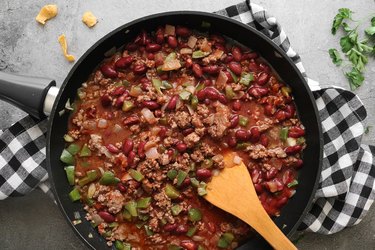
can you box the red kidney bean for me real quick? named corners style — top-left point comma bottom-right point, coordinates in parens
top-left (176, 26), bottom-right (191, 37)
top-left (155, 27), bottom-right (164, 44)
top-left (106, 144), bottom-right (120, 154)
top-left (223, 70), bottom-right (234, 83)
top-left (175, 224), bottom-right (189, 234)
top-left (117, 183), bottom-right (127, 193)
top-left (260, 134), bottom-right (269, 147)
top-left (147, 53), bottom-right (155, 60)
top-left (259, 63), bottom-right (270, 72)
top-left (160, 73), bottom-right (169, 80)
top-left (204, 79), bottom-right (213, 86)
top-left (138, 141), bottom-right (146, 158)
top-left (214, 43), bottom-right (226, 52)
top-left (235, 129), bottom-right (249, 141)
top-left (218, 94), bottom-right (228, 104)
top-left (98, 211), bottom-right (115, 223)
top-left (232, 100), bottom-right (241, 111)
top-left (176, 142), bottom-right (187, 152)
top-left (264, 104), bottom-right (276, 116)
top-left (115, 56), bottom-right (133, 69)
top-left (266, 167), bottom-right (278, 180)
top-left (111, 86), bottom-right (126, 96)
top-left (249, 127), bottom-right (260, 143)
top-left (123, 115), bottom-right (140, 126)
top-left (182, 127), bottom-right (194, 136)
top-left (288, 126), bottom-right (305, 138)
top-left (192, 63), bottom-right (203, 78)
top-left (146, 43), bottom-right (161, 52)
top-left (228, 61), bottom-right (242, 75)
top-left (114, 94), bottom-right (126, 108)
top-left (142, 101), bottom-right (160, 110)
top-left (257, 72), bottom-right (270, 85)
top-left (248, 86), bottom-right (269, 98)
top-left (248, 61), bottom-right (259, 72)
top-left (133, 64), bottom-right (147, 74)
top-left (167, 149), bottom-right (175, 158)
top-left (204, 87), bottom-right (220, 100)
top-left (251, 168), bottom-right (263, 183)
top-left (126, 43), bottom-right (138, 51)
top-left (285, 145), bottom-right (302, 155)
top-left (185, 58), bottom-right (193, 68)
top-left (224, 55), bottom-right (234, 63)
top-left (210, 34), bottom-right (225, 44)
top-left (166, 95), bottom-right (178, 111)
top-left (254, 183), bottom-right (264, 194)
top-left (232, 46), bottom-right (242, 62)
top-left (276, 197), bottom-right (288, 207)
top-left (202, 65), bottom-right (219, 75)
top-left (294, 159), bottom-right (303, 169)
top-left (101, 95), bottom-right (111, 107)
top-left (127, 151), bottom-right (136, 166)
top-left (167, 36), bottom-right (178, 48)
top-left (227, 136), bottom-right (237, 147)
top-left (241, 52), bottom-right (258, 60)
top-left (229, 115), bottom-right (239, 128)
top-left (196, 169), bottom-right (212, 181)
top-left (163, 223), bottom-right (177, 232)
top-left (122, 139), bottom-right (134, 156)
top-left (100, 64), bottom-right (117, 78)
top-left (140, 78), bottom-right (151, 91)
top-left (179, 178), bottom-right (191, 189)
top-left (285, 104), bottom-right (296, 118)
top-left (158, 126), bottom-right (167, 138)
top-left (275, 110), bottom-right (287, 121)
top-left (180, 240), bottom-right (197, 250)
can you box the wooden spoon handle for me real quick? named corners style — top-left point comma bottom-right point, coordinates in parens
top-left (239, 204), bottom-right (297, 250)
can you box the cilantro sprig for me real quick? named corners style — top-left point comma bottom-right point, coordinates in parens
top-left (329, 9), bottom-right (375, 90)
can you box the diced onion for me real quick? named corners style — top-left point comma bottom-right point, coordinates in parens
top-left (141, 108), bottom-right (157, 124)
top-left (92, 214), bottom-right (104, 225)
top-left (289, 190), bottom-right (296, 197)
top-left (97, 119), bottom-right (108, 129)
top-left (176, 98), bottom-right (183, 110)
top-left (82, 120), bottom-right (97, 130)
top-left (145, 147), bottom-right (160, 159)
top-left (165, 24), bottom-right (175, 36)
top-left (216, 70), bottom-right (228, 89)
top-left (150, 126), bottom-right (161, 136)
top-left (180, 48), bottom-right (193, 54)
top-left (233, 155), bottom-right (242, 165)
top-left (113, 124), bottom-right (123, 133)
top-left (192, 235), bottom-right (205, 242)
top-left (187, 36), bottom-right (198, 48)
top-left (185, 85), bottom-right (196, 94)
top-left (186, 105), bottom-right (195, 115)
top-left (286, 137), bottom-right (297, 146)
top-left (87, 183), bottom-right (96, 199)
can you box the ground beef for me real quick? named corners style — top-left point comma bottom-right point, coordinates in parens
top-left (203, 101), bottom-right (231, 138)
top-left (174, 111), bottom-right (191, 129)
top-left (247, 145), bottom-right (287, 159)
top-left (105, 190), bottom-right (125, 214)
top-left (183, 132), bottom-right (200, 148)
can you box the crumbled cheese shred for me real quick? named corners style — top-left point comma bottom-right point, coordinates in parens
top-left (58, 34), bottom-right (75, 62)
top-left (82, 11), bottom-right (97, 28)
top-left (36, 5), bottom-right (58, 25)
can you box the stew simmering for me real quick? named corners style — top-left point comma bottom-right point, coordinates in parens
top-left (60, 24), bottom-right (306, 250)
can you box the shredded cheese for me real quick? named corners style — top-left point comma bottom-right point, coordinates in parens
top-left (35, 5), bottom-right (58, 25)
top-left (82, 11), bottom-right (97, 28)
top-left (58, 34), bottom-right (75, 62)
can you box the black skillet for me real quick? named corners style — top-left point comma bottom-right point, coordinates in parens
top-left (0, 11), bottom-right (323, 249)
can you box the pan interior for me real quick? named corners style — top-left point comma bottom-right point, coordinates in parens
top-left (47, 12), bottom-right (322, 249)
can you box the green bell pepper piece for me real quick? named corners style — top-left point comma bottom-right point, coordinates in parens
top-left (60, 149), bottom-right (75, 165)
top-left (64, 166), bottom-right (75, 185)
top-left (79, 144), bottom-right (91, 157)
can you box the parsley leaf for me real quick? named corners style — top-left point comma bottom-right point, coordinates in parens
top-left (328, 48), bottom-right (343, 65)
top-left (340, 35), bottom-right (355, 52)
top-left (345, 67), bottom-right (364, 90)
top-left (332, 8), bottom-right (354, 34)
top-left (371, 17), bottom-right (375, 26)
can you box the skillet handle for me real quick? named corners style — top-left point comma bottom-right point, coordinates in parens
top-left (0, 71), bottom-right (57, 119)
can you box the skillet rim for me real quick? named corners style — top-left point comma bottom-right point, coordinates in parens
top-left (46, 10), bottom-right (323, 249)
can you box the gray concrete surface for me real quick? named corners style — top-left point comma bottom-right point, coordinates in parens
top-left (0, 0), bottom-right (375, 249)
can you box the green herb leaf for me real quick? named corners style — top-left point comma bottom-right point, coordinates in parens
top-left (332, 8), bottom-right (353, 35)
top-left (371, 16), bottom-right (375, 26)
top-left (340, 35), bottom-right (355, 53)
top-left (345, 67), bottom-right (364, 90)
top-left (328, 48), bottom-right (343, 66)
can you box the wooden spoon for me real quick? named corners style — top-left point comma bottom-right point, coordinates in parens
top-left (204, 152), bottom-right (297, 250)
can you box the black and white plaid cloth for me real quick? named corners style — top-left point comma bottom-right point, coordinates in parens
top-left (0, 0), bottom-right (374, 235)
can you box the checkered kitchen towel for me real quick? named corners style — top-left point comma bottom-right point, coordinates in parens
top-left (1, 0), bottom-right (374, 235)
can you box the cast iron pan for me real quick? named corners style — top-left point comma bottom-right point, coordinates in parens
top-left (0, 11), bottom-right (323, 249)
